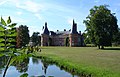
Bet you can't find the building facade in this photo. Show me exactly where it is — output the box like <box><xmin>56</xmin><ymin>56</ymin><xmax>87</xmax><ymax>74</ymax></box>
<box><xmin>41</xmin><ymin>20</ymin><xmax>85</xmax><ymax>47</ymax></box>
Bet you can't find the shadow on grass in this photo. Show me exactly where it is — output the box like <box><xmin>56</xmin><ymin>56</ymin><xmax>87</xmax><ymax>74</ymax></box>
<box><xmin>103</xmin><ymin>47</ymin><xmax>120</xmax><ymax>50</ymax></box>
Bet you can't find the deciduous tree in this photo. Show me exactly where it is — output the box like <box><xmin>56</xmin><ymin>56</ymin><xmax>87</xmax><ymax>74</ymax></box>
<box><xmin>30</xmin><ymin>32</ymin><xmax>40</xmax><ymax>46</ymax></box>
<box><xmin>16</xmin><ymin>25</ymin><xmax>30</xmax><ymax>48</ymax></box>
<box><xmin>83</xmin><ymin>5</ymin><xmax>118</xmax><ymax>49</ymax></box>
<box><xmin>113</xmin><ymin>28</ymin><xmax>120</xmax><ymax>46</ymax></box>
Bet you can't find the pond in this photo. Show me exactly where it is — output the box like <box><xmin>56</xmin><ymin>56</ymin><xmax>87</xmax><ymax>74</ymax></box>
<box><xmin>0</xmin><ymin>56</ymin><xmax>78</xmax><ymax>77</ymax></box>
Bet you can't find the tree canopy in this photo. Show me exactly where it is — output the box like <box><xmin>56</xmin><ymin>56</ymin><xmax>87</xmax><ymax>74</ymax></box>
<box><xmin>16</xmin><ymin>25</ymin><xmax>30</xmax><ymax>48</ymax></box>
<box><xmin>30</xmin><ymin>32</ymin><xmax>40</xmax><ymax>46</ymax></box>
<box><xmin>113</xmin><ymin>28</ymin><xmax>120</xmax><ymax>46</ymax></box>
<box><xmin>83</xmin><ymin>5</ymin><xmax>118</xmax><ymax>49</ymax></box>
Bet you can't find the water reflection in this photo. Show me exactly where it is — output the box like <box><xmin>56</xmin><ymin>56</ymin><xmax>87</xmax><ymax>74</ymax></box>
<box><xmin>30</xmin><ymin>57</ymin><xmax>78</xmax><ymax>77</ymax></box>
<box><xmin>41</xmin><ymin>58</ymin><xmax>49</xmax><ymax>75</ymax></box>
<box><xmin>12</xmin><ymin>57</ymin><xmax>29</xmax><ymax>73</ymax></box>
<box><xmin>0</xmin><ymin>55</ymin><xmax>78</xmax><ymax>77</ymax></box>
<box><xmin>32</xmin><ymin>57</ymin><xmax>39</xmax><ymax>64</ymax></box>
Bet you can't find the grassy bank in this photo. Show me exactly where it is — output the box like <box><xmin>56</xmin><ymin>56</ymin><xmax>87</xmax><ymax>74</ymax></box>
<box><xmin>33</xmin><ymin>47</ymin><xmax>120</xmax><ymax>77</ymax></box>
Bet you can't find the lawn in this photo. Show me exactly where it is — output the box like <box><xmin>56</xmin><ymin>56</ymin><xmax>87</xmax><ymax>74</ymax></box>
<box><xmin>33</xmin><ymin>47</ymin><xmax>120</xmax><ymax>77</ymax></box>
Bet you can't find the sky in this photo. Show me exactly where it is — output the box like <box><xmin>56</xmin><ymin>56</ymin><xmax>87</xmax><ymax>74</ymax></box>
<box><xmin>0</xmin><ymin>0</ymin><xmax>120</xmax><ymax>36</ymax></box>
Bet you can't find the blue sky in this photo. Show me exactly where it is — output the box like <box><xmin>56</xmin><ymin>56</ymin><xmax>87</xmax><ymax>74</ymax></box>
<box><xmin>0</xmin><ymin>0</ymin><xmax>120</xmax><ymax>36</ymax></box>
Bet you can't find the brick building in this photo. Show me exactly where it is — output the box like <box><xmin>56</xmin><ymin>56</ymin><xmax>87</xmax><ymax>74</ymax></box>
<box><xmin>41</xmin><ymin>20</ymin><xmax>85</xmax><ymax>47</ymax></box>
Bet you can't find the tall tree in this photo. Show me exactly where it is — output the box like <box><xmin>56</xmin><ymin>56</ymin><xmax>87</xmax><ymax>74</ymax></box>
<box><xmin>82</xmin><ymin>33</ymin><xmax>90</xmax><ymax>44</ymax></box>
<box><xmin>113</xmin><ymin>28</ymin><xmax>120</xmax><ymax>46</ymax></box>
<box><xmin>83</xmin><ymin>5</ymin><xmax>118</xmax><ymax>49</ymax></box>
<box><xmin>16</xmin><ymin>25</ymin><xmax>30</xmax><ymax>48</ymax></box>
<box><xmin>30</xmin><ymin>32</ymin><xmax>40</xmax><ymax>46</ymax></box>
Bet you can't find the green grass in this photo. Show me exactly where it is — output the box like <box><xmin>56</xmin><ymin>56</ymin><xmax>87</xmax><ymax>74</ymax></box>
<box><xmin>33</xmin><ymin>47</ymin><xmax>120</xmax><ymax>77</ymax></box>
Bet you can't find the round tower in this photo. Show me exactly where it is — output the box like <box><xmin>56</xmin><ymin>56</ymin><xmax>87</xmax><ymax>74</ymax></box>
<box><xmin>41</xmin><ymin>22</ymin><xmax>50</xmax><ymax>46</ymax></box>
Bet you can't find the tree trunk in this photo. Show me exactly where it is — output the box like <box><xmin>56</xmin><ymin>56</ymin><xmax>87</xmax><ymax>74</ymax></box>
<box><xmin>101</xmin><ymin>45</ymin><xmax>104</xmax><ymax>49</ymax></box>
<box><xmin>98</xmin><ymin>45</ymin><xmax>100</xmax><ymax>49</ymax></box>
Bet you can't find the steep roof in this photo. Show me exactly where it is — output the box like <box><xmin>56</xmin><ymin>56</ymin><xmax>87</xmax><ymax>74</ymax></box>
<box><xmin>55</xmin><ymin>31</ymin><xmax>70</xmax><ymax>35</ymax></box>
<box><xmin>43</xmin><ymin>22</ymin><xmax>49</xmax><ymax>35</ymax></box>
<box><xmin>71</xmin><ymin>20</ymin><xmax>78</xmax><ymax>34</ymax></box>
<box><xmin>50</xmin><ymin>30</ymin><xmax>71</xmax><ymax>36</ymax></box>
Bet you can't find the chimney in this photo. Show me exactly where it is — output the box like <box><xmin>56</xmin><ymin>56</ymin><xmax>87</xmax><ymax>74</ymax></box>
<box><xmin>64</xmin><ymin>29</ymin><xmax>66</xmax><ymax>31</ymax></box>
<box><xmin>79</xmin><ymin>31</ymin><xmax>81</xmax><ymax>35</ymax></box>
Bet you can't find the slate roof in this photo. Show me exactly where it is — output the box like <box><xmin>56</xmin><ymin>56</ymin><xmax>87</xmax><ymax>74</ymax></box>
<box><xmin>71</xmin><ymin>20</ymin><xmax>78</xmax><ymax>34</ymax></box>
<box><xmin>55</xmin><ymin>31</ymin><xmax>70</xmax><ymax>35</ymax></box>
<box><xmin>43</xmin><ymin>22</ymin><xmax>49</xmax><ymax>35</ymax></box>
<box><xmin>50</xmin><ymin>30</ymin><xmax>70</xmax><ymax>36</ymax></box>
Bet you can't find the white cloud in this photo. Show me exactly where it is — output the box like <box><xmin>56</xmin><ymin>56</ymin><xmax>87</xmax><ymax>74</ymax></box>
<box><xmin>34</xmin><ymin>14</ymin><xmax>42</xmax><ymax>20</ymax></box>
<box><xmin>0</xmin><ymin>0</ymin><xmax>8</xmax><ymax>6</ymax></box>
<box><xmin>8</xmin><ymin>0</ymin><xmax>45</xmax><ymax>20</ymax></box>
<box><xmin>11</xmin><ymin>16</ymin><xmax>27</xmax><ymax>24</ymax></box>
<box><xmin>5</xmin><ymin>0</ymin><xmax>44</xmax><ymax>13</ymax></box>
<box><xmin>9</xmin><ymin>0</ymin><xmax>20</xmax><ymax>3</ymax></box>
<box><xmin>67</xmin><ymin>18</ymin><xmax>73</xmax><ymax>25</ymax></box>
<box><xmin>15</xmin><ymin>0</ymin><xmax>44</xmax><ymax>13</ymax></box>
<box><xmin>1</xmin><ymin>15</ymin><xmax>27</xmax><ymax>27</ymax></box>
<box><xmin>94</xmin><ymin>0</ymin><xmax>100</xmax><ymax>3</ymax></box>
<box><xmin>29</xmin><ymin>26</ymin><xmax>42</xmax><ymax>36</ymax></box>
<box><xmin>16</xmin><ymin>11</ymin><xmax>22</xmax><ymax>15</ymax></box>
<box><xmin>42</xmin><ymin>3</ymin><xmax>75</xmax><ymax>13</ymax></box>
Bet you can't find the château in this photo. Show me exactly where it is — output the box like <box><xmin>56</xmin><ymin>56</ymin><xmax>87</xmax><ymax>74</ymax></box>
<box><xmin>41</xmin><ymin>20</ymin><xmax>85</xmax><ymax>47</ymax></box>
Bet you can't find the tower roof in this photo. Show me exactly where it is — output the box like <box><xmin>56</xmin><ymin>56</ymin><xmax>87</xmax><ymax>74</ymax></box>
<box><xmin>71</xmin><ymin>19</ymin><xmax>78</xmax><ymax>34</ymax></box>
<box><xmin>43</xmin><ymin>22</ymin><xmax>49</xmax><ymax>35</ymax></box>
